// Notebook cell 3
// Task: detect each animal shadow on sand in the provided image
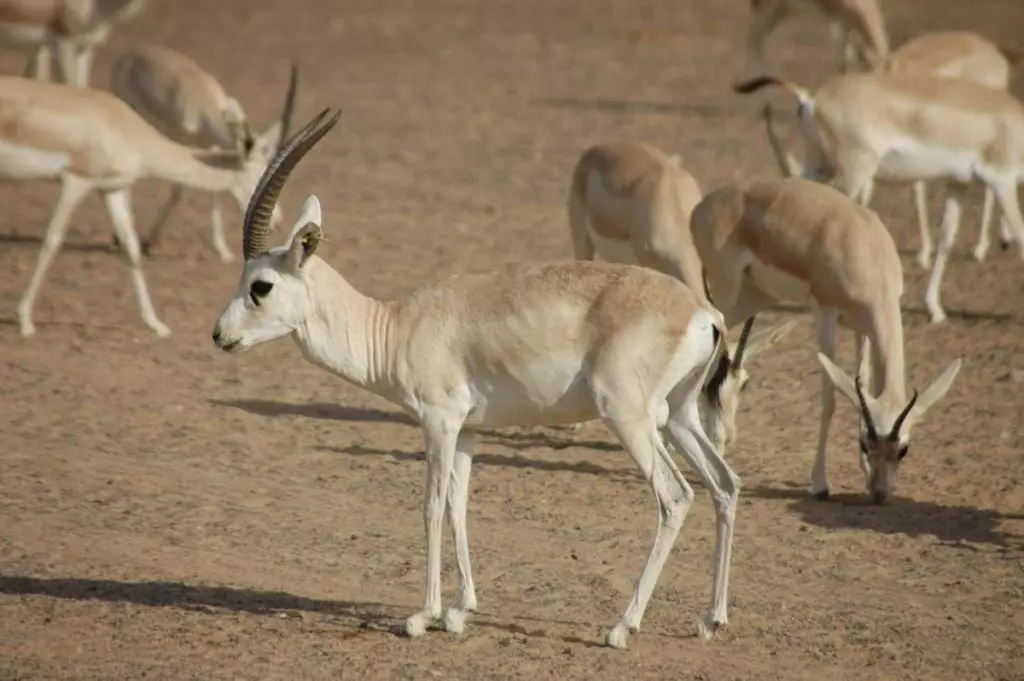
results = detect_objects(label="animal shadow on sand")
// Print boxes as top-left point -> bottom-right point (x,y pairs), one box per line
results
0,575 -> 604,646
746,483 -> 1024,550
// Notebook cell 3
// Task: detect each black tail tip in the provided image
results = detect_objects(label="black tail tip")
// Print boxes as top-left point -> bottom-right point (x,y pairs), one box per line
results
733,76 -> 778,94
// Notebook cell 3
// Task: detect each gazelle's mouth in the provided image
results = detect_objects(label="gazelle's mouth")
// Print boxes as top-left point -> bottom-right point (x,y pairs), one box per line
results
221,339 -> 243,353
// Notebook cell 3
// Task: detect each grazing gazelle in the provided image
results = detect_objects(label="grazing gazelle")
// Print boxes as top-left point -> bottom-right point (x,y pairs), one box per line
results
109,46 -> 297,261
3,74 -> 293,337
212,108 -> 742,648
0,0 -> 146,86
755,30 -> 1018,269
689,176 -> 962,503
567,140 -> 797,452
742,0 -> 889,77
735,71 -> 1024,323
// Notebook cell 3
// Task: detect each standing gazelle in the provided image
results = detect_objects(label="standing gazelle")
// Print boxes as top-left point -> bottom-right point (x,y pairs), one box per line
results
110,46 -> 297,261
3,74 -> 294,337
567,140 -> 797,453
690,177 -> 961,503
212,109 -> 742,648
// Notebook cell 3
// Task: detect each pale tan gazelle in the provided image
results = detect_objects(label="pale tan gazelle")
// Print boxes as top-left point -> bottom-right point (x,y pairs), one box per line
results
743,0 -> 889,77
735,71 -> 1024,324
109,46 -> 297,262
689,176 -> 961,503
756,30 -> 1018,269
0,0 -> 146,87
567,140 -> 797,453
212,109 -> 742,648
3,74 -> 294,337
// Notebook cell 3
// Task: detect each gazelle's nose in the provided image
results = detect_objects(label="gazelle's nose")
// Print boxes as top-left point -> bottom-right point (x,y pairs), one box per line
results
212,327 -> 222,346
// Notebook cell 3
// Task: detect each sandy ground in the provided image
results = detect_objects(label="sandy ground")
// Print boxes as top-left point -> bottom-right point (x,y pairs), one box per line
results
1,1 -> 1022,679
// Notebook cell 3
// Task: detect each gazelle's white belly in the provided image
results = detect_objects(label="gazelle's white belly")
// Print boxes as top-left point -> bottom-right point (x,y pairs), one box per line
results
876,138 -> 978,183
586,227 -> 637,265
0,139 -> 69,180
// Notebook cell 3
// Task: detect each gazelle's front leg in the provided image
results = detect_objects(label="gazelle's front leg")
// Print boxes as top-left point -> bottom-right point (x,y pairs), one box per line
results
810,307 -> 839,500
443,432 -> 477,633
210,195 -> 235,263
971,185 -> 995,262
924,183 -> 967,324
913,181 -> 933,269
406,413 -> 459,637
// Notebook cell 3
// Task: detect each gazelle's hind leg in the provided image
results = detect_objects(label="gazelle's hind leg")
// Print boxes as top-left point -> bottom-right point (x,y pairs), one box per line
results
924,183 -> 967,324
913,181 -> 933,269
103,188 -> 171,337
442,431 -> 477,634
972,185 -> 996,262
18,175 -> 92,337
989,177 -> 1024,261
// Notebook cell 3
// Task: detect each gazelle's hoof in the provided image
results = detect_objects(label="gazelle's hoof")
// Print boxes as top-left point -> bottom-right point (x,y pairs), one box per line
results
605,623 -> 632,649
811,489 -> 831,501
19,321 -> 36,337
928,310 -> 947,324
443,607 -> 468,634
697,611 -> 727,640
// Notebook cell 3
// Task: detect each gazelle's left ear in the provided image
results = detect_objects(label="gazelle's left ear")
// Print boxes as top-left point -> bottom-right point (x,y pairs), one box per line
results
911,358 -> 963,419
284,195 -> 323,271
817,353 -> 863,408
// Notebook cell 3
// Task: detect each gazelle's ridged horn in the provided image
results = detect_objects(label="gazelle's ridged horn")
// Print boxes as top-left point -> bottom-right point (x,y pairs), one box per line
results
278,62 -> 299,151
888,390 -> 918,441
731,316 -> 755,369
854,374 -> 879,442
243,107 -> 342,260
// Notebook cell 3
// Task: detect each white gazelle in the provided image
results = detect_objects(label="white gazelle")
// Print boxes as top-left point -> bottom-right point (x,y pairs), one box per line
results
689,176 -> 962,503
2,75 -> 294,337
212,109 -> 742,648
0,0 -> 147,87
735,71 -> 1024,324
110,45 -> 297,261
567,140 -> 797,452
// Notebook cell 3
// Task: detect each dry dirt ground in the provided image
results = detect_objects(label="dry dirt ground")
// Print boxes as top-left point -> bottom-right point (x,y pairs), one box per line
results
1,1 -> 1023,679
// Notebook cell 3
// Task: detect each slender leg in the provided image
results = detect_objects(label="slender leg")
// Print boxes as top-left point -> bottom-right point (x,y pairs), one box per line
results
26,44 -> 52,81
989,178 -> 1024,261
53,39 -> 77,86
604,414 -> 694,649
972,185 -> 995,262
924,183 -> 967,324
73,47 -> 93,88
810,307 -> 839,499
103,188 -> 171,337
18,176 -> 92,336
210,195 -> 234,263
130,184 -> 183,256
858,176 -> 875,206
914,181 -> 933,269
442,431 -> 476,633
406,412 -> 460,638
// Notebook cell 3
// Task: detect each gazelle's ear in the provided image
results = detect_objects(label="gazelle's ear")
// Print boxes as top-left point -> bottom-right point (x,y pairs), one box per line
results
284,195 -> 323,271
817,353 -> 859,406
911,358 -> 963,420
734,318 -> 798,365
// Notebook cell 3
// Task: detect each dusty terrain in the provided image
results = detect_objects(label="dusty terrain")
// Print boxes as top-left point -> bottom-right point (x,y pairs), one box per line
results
1,1 -> 1022,679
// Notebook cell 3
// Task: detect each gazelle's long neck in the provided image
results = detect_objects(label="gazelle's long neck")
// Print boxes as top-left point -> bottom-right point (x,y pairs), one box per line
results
292,258 -> 400,398
870,306 -> 907,406
142,131 -> 235,194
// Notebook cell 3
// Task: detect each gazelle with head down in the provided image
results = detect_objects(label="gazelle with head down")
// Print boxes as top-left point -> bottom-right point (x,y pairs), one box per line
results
3,74 -> 295,337
753,30 -> 1019,270
735,71 -> 1024,324
212,109 -> 742,648
110,46 -> 297,262
567,140 -> 797,453
0,0 -> 147,87
690,176 -> 962,503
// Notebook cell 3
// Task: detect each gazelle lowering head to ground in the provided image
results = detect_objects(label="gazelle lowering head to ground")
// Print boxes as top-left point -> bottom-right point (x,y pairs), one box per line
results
755,30 -> 1018,269
3,74 -> 294,337
109,46 -> 297,262
735,71 -> 1024,324
0,0 -> 147,87
212,109 -> 742,648
567,140 -> 797,452
743,0 -> 889,78
690,176 -> 962,503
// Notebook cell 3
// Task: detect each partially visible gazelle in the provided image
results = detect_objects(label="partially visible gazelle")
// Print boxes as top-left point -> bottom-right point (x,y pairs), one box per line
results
0,0 -> 147,87
756,30 -> 1018,269
690,177 -> 961,503
212,108 -> 742,648
110,46 -> 297,262
2,74 -> 294,337
735,71 -> 1024,323
743,0 -> 889,77
567,140 -> 797,452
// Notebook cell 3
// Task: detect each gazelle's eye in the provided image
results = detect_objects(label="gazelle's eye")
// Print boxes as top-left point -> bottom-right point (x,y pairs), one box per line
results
250,280 -> 273,305
897,445 -> 909,461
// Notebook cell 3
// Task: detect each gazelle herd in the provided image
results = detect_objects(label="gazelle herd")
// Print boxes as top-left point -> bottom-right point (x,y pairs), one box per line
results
4,0 -> 1018,650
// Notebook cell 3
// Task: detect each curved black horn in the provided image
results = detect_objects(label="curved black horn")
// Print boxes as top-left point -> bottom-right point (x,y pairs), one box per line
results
888,389 -> 919,441
277,62 -> 299,151
731,317 -> 756,370
243,107 -> 342,260
854,375 -> 879,442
